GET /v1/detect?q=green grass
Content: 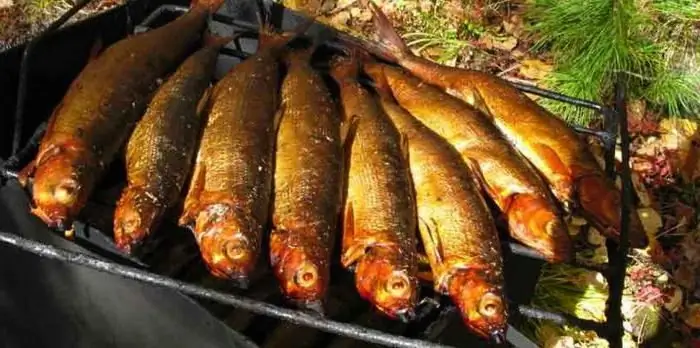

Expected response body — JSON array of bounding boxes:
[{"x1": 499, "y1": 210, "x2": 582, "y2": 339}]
[
  {"x1": 400, "y1": 0, "x2": 488, "y2": 65},
  {"x1": 526, "y1": 0, "x2": 700, "y2": 125}
]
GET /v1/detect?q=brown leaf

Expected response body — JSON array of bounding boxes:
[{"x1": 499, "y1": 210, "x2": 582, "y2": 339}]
[
  {"x1": 328, "y1": 11, "x2": 350, "y2": 28},
  {"x1": 519, "y1": 59, "x2": 553, "y2": 81},
  {"x1": 681, "y1": 303, "x2": 700, "y2": 329},
  {"x1": 627, "y1": 99, "x2": 647, "y2": 124},
  {"x1": 479, "y1": 33, "x2": 518, "y2": 51},
  {"x1": 674, "y1": 265, "x2": 696, "y2": 290},
  {"x1": 503, "y1": 14, "x2": 524, "y2": 37},
  {"x1": 638, "y1": 207, "x2": 662, "y2": 239},
  {"x1": 660, "y1": 118, "x2": 700, "y2": 180}
]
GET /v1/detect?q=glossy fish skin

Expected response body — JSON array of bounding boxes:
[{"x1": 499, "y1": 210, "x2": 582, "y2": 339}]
[
  {"x1": 368, "y1": 68, "x2": 508, "y2": 340},
  {"x1": 368, "y1": 63, "x2": 572, "y2": 263},
  {"x1": 270, "y1": 46, "x2": 343, "y2": 312},
  {"x1": 113, "y1": 38, "x2": 228, "y2": 254},
  {"x1": 329, "y1": 55, "x2": 419, "y2": 321},
  {"x1": 20, "y1": 1, "x2": 221, "y2": 230},
  {"x1": 178, "y1": 27, "x2": 295, "y2": 286},
  {"x1": 365, "y1": 1, "x2": 647, "y2": 248}
]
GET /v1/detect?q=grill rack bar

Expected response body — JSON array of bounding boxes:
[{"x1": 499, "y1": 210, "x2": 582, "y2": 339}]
[{"x1": 0, "y1": 2, "x2": 633, "y2": 348}]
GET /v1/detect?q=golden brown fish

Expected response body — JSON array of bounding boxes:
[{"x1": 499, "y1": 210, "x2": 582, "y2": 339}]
[
  {"x1": 365, "y1": 1, "x2": 647, "y2": 248},
  {"x1": 364, "y1": 62, "x2": 572, "y2": 263},
  {"x1": 367, "y1": 66, "x2": 508, "y2": 342},
  {"x1": 178, "y1": 22, "x2": 307, "y2": 286},
  {"x1": 113, "y1": 35, "x2": 232, "y2": 254},
  {"x1": 269, "y1": 45, "x2": 343, "y2": 313},
  {"x1": 18, "y1": 0, "x2": 224, "y2": 231},
  {"x1": 329, "y1": 54, "x2": 419, "y2": 321}
]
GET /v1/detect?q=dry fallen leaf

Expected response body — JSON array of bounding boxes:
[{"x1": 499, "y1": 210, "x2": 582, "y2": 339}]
[
  {"x1": 479, "y1": 33, "x2": 518, "y2": 51},
  {"x1": 503, "y1": 14, "x2": 524, "y2": 37},
  {"x1": 681, "y1": 303, "x2": 700, "y2": 329},
  {"x1": 0, "y1": 0, "x2": 12, "y2": 8},
  {"x1": 660, "y1": 118, "x2": 700, "y2": 180},
  {"x1": 519, "y1": 58, "x2": 554, "y2": 81},
  {"x1": 544, "y1": 336, "x2": 575, "y2": 348},
  {"x1": 637, "y1": 207, "x2": 662, "y2": 243},
  {"x1": 328, "y1": 11, "x2": 350, "y2": 28},
  {"x1": 664, "y1": 285, "x2": 683, "y2": 313},
  {"x1": 674, "y1": 264, "x2": 696, "y2": 290}
]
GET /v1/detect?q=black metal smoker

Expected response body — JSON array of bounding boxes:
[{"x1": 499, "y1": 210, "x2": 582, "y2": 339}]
[{"x1": 0, "y1": 1, "x2": 635, "y2": 347}]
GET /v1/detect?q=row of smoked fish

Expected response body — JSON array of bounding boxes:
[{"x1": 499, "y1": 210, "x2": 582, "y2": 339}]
[{"x1": 17, "y1": 0, "x2": 649, "y2": 342}]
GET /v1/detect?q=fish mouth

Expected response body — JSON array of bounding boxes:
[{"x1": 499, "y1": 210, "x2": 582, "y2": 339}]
[
  {"x1": 30, "y1": 205, "x2": 72, "y2": 231},
  {"x1": 289, "y1": 298, "x2": 326, "y2": 316},
  {"x1": 394, "y1": 308, "x2": 416, "y2": 323},
  {"x1": 489, "y1": 328, "x2": 507, "y2": 345}
]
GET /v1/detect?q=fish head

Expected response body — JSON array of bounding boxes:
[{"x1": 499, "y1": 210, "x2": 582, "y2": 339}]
[
  {"x1": 354, "y1": 247, "x2": 418, "y2": 321},
  {"x1": 270, "y1": 237, "x2": 328, "y2": 313},
  {"x1": 30, "y1": 147, "x2": 93, "y2": 230},
  {"x1": 508, "y1": 194, "x2": 572, "y2": 263},
  {"x1": 113, "y1": 188, "x2": 164, "y2": 253},
  {"x1": 577, "y1": 175, "x2": 648, "y2": 248},
  {"x1": 194, "y1": 205, "x2": 259, "y2": 286},
  {"x1": 447, "y1": 268, "x2": 508, "y2": 342}
]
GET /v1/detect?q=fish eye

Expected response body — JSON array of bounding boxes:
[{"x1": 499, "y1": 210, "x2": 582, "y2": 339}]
[
  {"x1": 53, "y1": 180, "x2": 79, "y2": 204},
  {"x1": 294, "y1": 262, "x2": 319, "y2": 288},
  {"x1": 223, "y1": 238, "x2": 248, "y2": 260},
  {"x1": 385, "y1": 271, "x2": 411, "y2": 297},
  {"x1": 479, "y1": 292, "x2": 502, "y2": 317}
]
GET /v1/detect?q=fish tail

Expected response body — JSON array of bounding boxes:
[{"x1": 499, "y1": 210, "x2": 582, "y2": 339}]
[
  {"x1": 256, "y1": 0, "x2": 313, "y2": 52},
  {"x1": 329, "y1": 51, "x2": 360, "y2": 83},
  {"x1": 203, "y1": 31, "x2": 238, "y2": 48},
  {"x1": 506, "y1": 194, "x2": 572, "y2": 263},
  {"x1": 577, "y1": 175, "x2": 649, "y2": 248},
  {"x1": 190, "y1": 0, "x2": 225, "y2": 14},
  {"x1": 363, "y1": 62, "x2": 393, "y2": 98},
  {"x1": 284, "y1": 45, "x2": 317, "y2": 65},
  {"x1": 363, "y1": 0, "x2": 410, "y2": 63},
  {"x1": 283, "y1": 27, "x2": 335, "y2": 65}
]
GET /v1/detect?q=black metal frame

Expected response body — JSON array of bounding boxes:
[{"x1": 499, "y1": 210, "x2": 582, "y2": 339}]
[{"x1": 0, "y1": 2, "x2": 634, "y2": 348}]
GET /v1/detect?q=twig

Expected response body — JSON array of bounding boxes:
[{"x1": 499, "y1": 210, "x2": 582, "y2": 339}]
[{"x1": 497, "y1": 63, "x2": 521, "y2": 77}]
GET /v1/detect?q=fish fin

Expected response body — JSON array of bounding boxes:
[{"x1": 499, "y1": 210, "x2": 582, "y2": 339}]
[
  {"x1": 196, "y1": 86, "x2": 213, "y2": 118},
  {"x1": 17, "y1": 158, "x2": 37, "y2": 187},
  {"x1": 329, "y1": 51, "x2": 360, "y2": 83},
  {"x1": 190, "y1": 0, "x2": 225, "y2": 14},
  {"x1": 258, "y1": 11, "x2": 314, "y2": 52},
  {"x1": 362, "y1": 0, "x2": 410, "y2": 63},
  {"x1": 339, "y1": 115, "x2": 359, "y2": 212},
  {"x1": 417, "y1": 217, "x2": 443, "y2": 266},
  {"x1": 531, "y1": 143, "x2": 573, "y2": 201},
  {"x1": 463, "y1": 158, "x2": 490, "y2": 195},
  {"x1": 399, "y1": 132, "x2": 417, "y2": 209},
  {"x1": 88, "y1": 37, "x2": 103, "y2": 61},
  {"x1": 273, "y1": 101, "x2": 286, "y2": 134},
  {"x1": 341, "y1": 202, "x2": 365, "y2": 268},
  {"x1": 364, "y1": 64, "x2": 392, "y2": 99},
  {"x1": 203, "y1": 31, "x2": 238, "y2": 48},
  {"x1": 417, "y1": 271, "x2": 434, "y2": 283},
  {"x1": 179, "y1": 159, "x2": 206, "y2": 227}
]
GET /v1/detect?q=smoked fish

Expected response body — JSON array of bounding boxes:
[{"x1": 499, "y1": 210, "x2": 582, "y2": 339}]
[
  {"x1": 365, "y1": 1, "x2": 647, "y2": 248},
  {"x1": 329, "y1": 54, "x2": 419, "y2": 321},
  {"x1": 367, "y1": 66, "x2": 508, "y2": 342},
  {"x1": 365, "y1": 62, "x2": 573, "y2": 263},
  {"x1": 19, "y1": 0, "x2": 223, "y2": 230},
  {"x1": 270, "y1": 45, "x2": 343, "y2": 313},
  {"x1": 178, "y1": 22, "x2": 306, "y2": 286},
  {"x1": 113, "y1": 35, "x2": 231, "y2": 254}
]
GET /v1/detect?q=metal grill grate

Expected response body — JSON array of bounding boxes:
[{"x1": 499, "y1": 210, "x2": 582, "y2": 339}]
[{"x1": 0, "y1": 1, "x2": 634, "y2": 347}]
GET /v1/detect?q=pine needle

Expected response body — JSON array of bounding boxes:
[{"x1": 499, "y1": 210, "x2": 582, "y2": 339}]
[{"x1": 526, "y1": 0, "x2": 700, "y2": 124}]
